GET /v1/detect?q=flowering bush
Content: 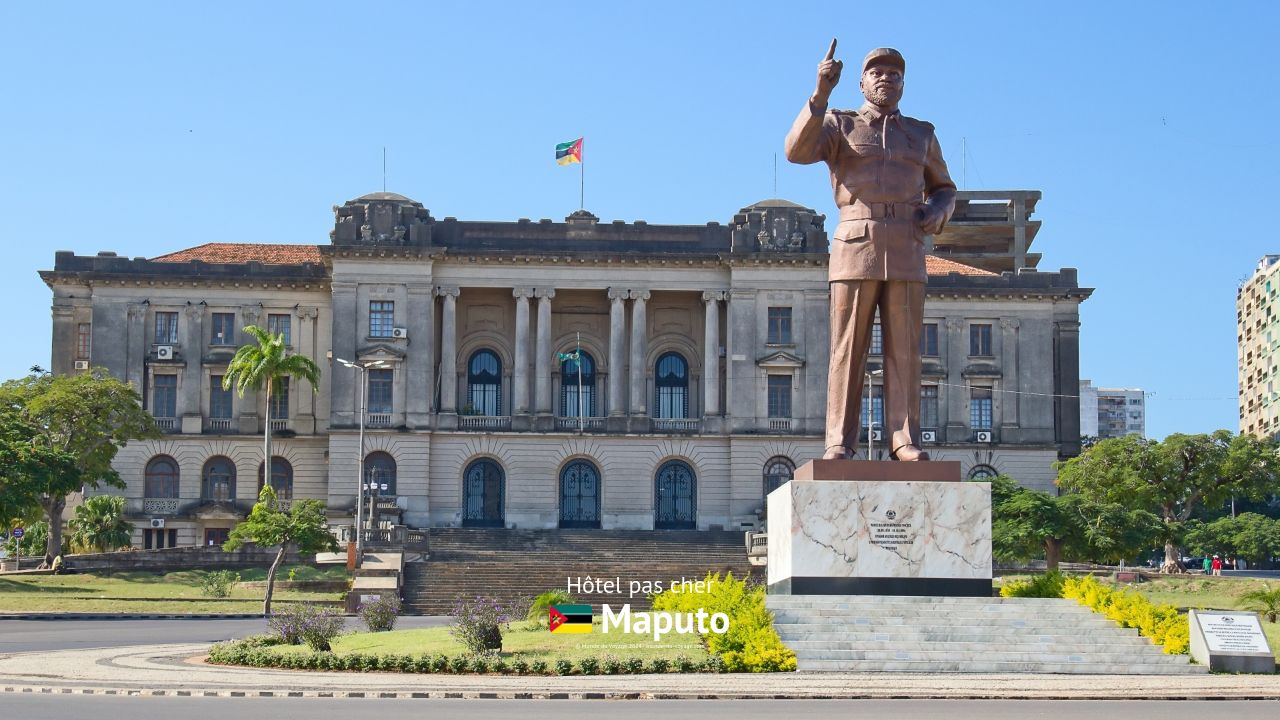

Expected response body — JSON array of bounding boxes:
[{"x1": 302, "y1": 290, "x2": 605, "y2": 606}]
[
  {"x1": 651, "y1": 572, "x2": 796, "y2": 672},
  {"x1": 358, "y1": 594, "x2": 402, "y2": 632},
  {"x1": 268, "y1": 604, "x2": 346, "y2": 651},
  {"x1": 1062, "y1": 575, "x2": 1189, "y2": 654},
  {"x1": 199, "y1": 570, "x2": 240, "y2": 599},
  {"x1": 448, "y1": 595, "x2": 510, "y2": 655}
]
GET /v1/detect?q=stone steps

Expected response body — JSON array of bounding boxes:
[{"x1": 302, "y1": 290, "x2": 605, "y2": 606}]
[{"x1": 768, "y1": 595, "x2": 1207, "y2": 674}]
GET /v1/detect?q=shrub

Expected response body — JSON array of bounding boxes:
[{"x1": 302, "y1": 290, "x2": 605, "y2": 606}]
[
  {"x1": 1241, "y1": 584, "x2": 1280, "y2": 623},
  {"x1": 525, "y1": 589, "x2": 576, "y2": 629},
  {"x1": 599, "y1": 655, "x2": 622, "y2": 675},
  {"x1": 429, "y1": 654, "x2": 450, "y2": 673},
  {"x1": 651, "y1": 572, "x2": 796, "y2": 672},
  {"x1": 554, "y1": 658, "x2": 574, "y2": 675},
  {"x1": 1063, "y1": 575, "x2": 1189, "y2": 654},
  {"x1": 700, "y1": 655, "x2": 726, "y2": 673},
  {"x1": 268, "y1": 604, "x2": 345, "y2": 651},
  {"x1": 646, "y1": 657, "x2": 670, "y2": 674},
  {"x1": 199, "y1": 570, "x2": 241, "y2": 599},
  {"x1": 468, "y1": 655, "x2": 491, "y2": 673},
  {"x1": 510, "y1": 657, "x2": 530, "y2": 675},
  {"x1": 674, "y1": 655, "x2": 697, "y2": 672},
  {"x1": 448, "y1": 655, "x2": 470, "y2": 673},
  {"x1": 358, "y1": 595, "x2": 402, "y2": 633},
  {"x1": 531, "y1": 659, "x2": 550, "y2": 675},
  {"x1": 449, "y1": 596, "x2": 510, "y2": 655},
  {"x1": 623, "y1": 657, "x2": 645, "y2": 674},
  {"x1": 578, "y1": 656, "x2": 601, "y2": 674},
  {"x1": 1000, "y1": 571, "x2": 1066, "y2": 599}
]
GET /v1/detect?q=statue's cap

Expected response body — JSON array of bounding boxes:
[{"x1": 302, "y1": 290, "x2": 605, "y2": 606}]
[{"x1": 862, "y1": 47, "x2": 905, "y2": 73}]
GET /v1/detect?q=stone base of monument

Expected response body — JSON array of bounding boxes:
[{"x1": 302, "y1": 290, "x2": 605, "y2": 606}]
[{"x1": 767, "y1": 460, "x2": 991, "y2": 596}]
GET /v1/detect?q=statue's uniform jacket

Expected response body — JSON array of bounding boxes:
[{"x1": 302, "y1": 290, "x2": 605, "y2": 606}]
[{"x1": 784, "y1": 100, "x2": 956, "y2": 281}]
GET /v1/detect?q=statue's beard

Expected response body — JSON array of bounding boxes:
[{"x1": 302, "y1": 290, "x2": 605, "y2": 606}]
[{"x1": 865, "y1": 85, "x2": 901, "y2": 108}]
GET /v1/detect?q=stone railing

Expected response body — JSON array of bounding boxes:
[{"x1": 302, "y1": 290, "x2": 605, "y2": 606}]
[
  {"x1": 459, "y1": 415, "x2": 512, "y2": 431},
  {"x1": 366, "y1": 413, "x2": 393, "y2": 427},
  {"x1": 154, "y1": 417, "x2": 177, "y2": 433},
  {"x1": 208, "y1": 418, "x2": 233, "y2": 433},
  {"x1": 652, "y1": 418, "x2": 701, "y2": 433},
  {"x1": 555, "y1": 416, "x2": 605, "y2": 431},
  {"x1": 142, "y1": 497, "x2": 180, "y2": 515},
  {"x1": 270, "y1": 419, "x2": 288, "y2": 432},
  {"x1": 768, "y1": 418, "x2": 794, "y2": 432}
]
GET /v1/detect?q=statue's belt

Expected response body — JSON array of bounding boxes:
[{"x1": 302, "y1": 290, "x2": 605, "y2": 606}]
[{"x1": 840, "y1": 201, "x2": 920, "y2": 221}]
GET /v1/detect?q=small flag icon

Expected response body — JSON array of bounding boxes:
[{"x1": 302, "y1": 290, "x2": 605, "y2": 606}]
[{"x1": 549, "y1": 604, "x2": 593, "y2": 633}]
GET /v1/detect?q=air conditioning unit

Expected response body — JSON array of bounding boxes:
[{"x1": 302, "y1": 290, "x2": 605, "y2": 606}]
[
  {"x1": 871, "y1": 429, "x2": 883, "y2": 441},
  {"x1": 921, "y1": 430, "x2": 937, "y2": 443},
  {"x1": 976, "y1": 431, "x2": 993, "y2": 443},
  {"x1": 73, "y1": 360, "x2": 89, "y2": 370},
  {"x1": 150, "y1": 518, "x2": 165, "y2": 529},
  {"x1": 391, "y1": 327, "x2": 408, "y2": 339},
  {"x1": 156, "y1": 345, "x2": 174, "y2": 360}
]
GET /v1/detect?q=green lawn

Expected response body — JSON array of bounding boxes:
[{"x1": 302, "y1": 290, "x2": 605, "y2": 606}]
[
  {"x1": 0, "y1": 566, "x2": 346, "y2": 613},
  {"x1": 266, "y1": 620, "x2": 708, "y2": 662},
  {"x1": 1119, "y1": 574, "x2": 1280, "y2": 656}
]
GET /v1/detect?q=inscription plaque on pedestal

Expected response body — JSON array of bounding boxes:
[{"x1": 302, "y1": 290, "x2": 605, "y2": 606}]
[{"x1": 1189, "y1": 610, "x2": 1276, "y2": 673}]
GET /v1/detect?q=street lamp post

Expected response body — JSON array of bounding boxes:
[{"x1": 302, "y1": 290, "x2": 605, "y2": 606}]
[
  {"x1": 865, "y1": 368, "x2": 883, "y2": 459},
  {"x1": 335, "y1": 357, "x2": 386, "y2": 563}
]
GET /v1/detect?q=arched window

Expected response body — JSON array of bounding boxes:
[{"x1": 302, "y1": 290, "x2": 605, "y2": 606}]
[
  {"x1": 967, "y1": 464, "x2": 999, "y2": 480},
  {"x1": 560, "y1": 350, "x2": 596, "y2": 417},
  {"x1": 467, "y1": 350, "x2": 502, "y2": 416},
  {"x1": 559, "y1": 459, "x2": 601, "y2": 528},
  {"x1": 365, "y1": 451, "x2": 397, "y2": 496},
  {"x1": 144, "y1": 456, "x2": 179, "y2": 498},
  {"x1": 763, "y1": 456, "x2": 795, "y2": 496},
  {"x1": 257, "y1": 457, "x2": 293, "y2": 500},
  {"x1": 201, "y1": 456, "x2": 236, "y2": 502},
  {"x1": 655, "y1": 352, "x2": 689, "y2": 419},
  {"x1": 462, "y1": 458, "x2": 504, "y2": 527},
  {"x1": 654, "y1": 459, "x2": 696, "y2": 529}
]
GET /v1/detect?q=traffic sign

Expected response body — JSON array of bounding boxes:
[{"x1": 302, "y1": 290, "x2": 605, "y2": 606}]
[{"x1": 12, "y1": 528, "x2": 24, "y2": 539}]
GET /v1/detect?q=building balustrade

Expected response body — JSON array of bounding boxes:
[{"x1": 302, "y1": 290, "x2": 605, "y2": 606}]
[
  {"x1": 142, "y1": 497, "x2": 180, "y2": 515},
  {"x1": 208, "y1": 418, "x2": 233, "y2": 433},
  {"x1": 366, "y1": 413, "x2": 393, "y2": 427},
  {"x1": 768, "y1": 418, "x2": 794, "y2": 432},
  {"x1": 270, "y1": 419, "x2": 288, "y2": 432},
  {"x1": 555, "y1": 416, "x2": 605, "y2": 432},
  {"x1": 652, "y1": 418, "x2": 701, "y2": 433},
  {"x1": 459, "y1": 415, "x2": 512, "y2": 431},
  {"x1": 154, "y1": 417, "x2": 177, "y2": 433}
]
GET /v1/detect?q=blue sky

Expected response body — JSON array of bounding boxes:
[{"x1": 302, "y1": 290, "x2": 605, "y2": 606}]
[{"x1": 1, "y1": 1, "x2": 1275, "y2": 439}]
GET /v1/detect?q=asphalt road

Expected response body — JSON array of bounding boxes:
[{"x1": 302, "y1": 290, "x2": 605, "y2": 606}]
[
  {"x1": 0, "y1": 616, "x2": 448, "y2": 653},
  {"x1": 2, "y1": 697, "x2": 1279, "y2": 719}
]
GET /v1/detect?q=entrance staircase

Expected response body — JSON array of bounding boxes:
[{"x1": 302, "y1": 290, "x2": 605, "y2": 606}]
[
  {"x1": 403, "y1": 528, "x2": 754, "y2": 615},
  {"x1": 768, "y1": 595, "x2": 1207, "y2": 674}
]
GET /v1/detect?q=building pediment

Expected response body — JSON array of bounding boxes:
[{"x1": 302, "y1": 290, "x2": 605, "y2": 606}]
[
  {"x1": 186, "y1": 501, "x2": 245, "y2": 521},
  {"x1": 757, "y1": 350, "x2": 805, "y2": 369},
  {"x1": 356, "y1": 344, "x2": 407, "y2": 362},
  {"x1": 962, "y1": 363, "x2": 1003, "y2": 378},
  {"x1": 922, "y1": 360, "x2": 947, "y2": 377}
]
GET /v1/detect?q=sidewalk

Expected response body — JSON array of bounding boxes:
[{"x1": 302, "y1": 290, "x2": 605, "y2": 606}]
[{"x1": 0, "y1": 644, "x2": 1278, "y2": 700}]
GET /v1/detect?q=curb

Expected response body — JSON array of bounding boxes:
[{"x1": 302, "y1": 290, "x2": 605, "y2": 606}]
[
  {"x1": 0, "y1": 613, "x2": 266, "y2": 621},
  {"x1": 3, "y1": 684, "x2": 1280, "y2": 701}
]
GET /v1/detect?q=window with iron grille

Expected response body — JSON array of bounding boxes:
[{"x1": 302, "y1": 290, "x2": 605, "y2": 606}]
[
  {"x1": 154, "y1": 312, "x2": 178, "y2": 344},
  {"x1": 969, "y1": 324, "x2": 993, "y2": 356},
  {"x1": 767, "y1": 307, "x2": 792, "y2": 344},
  {"x1": 970, "y1": 387, "x2": 993, "y2": 429},
  {"x1": 920, "y1": 323, "x2": 938, "y2": 356},
  {"x1": 369, "y1": 301, "x2": 394, "y2": 337},
  {"x1": 368, "y1": 369, "x2": 393, "y2": 414},
  {"x1": 861, "y1": 385, "x2": 884, "y2": 429},
  {"x1": 267, "y1": 313, "x2": 291, "y2": 345},
  {"x1": 270, "y1": 377, "x2": 289, "y2": 420},
  {"x1": 655, "y1": 352, "x2": 689, "y2": 418},
  {"x1": 920, "y1": 385, "x2": 939, "y2": 428},
  {"x1": 560, "y1": 351, "x2": 597, "y2": 417},
  {"x1": 763, "y1": 456, "x2": 795, "y2": 496},
  {"x1": 210, "y1": 375, "x2": 232, "y2": 419},
  {"x1": 211, "y1": 313, "x2": 235, "y2": 346},
  {"x1": 76, "y1": 323, "x2": 91, "y2": 359},
  {"x1": 870, "y1": 322, "x2": 883, "y2": 355},
  {"x1": 467, "y1": 350, "x2": 502, "y2": 415},
  {"x1": 153, "y1": 375, "x2": 177, "y2": 417},
  {"x1": 767, "y1": 374, "x2": 792, "y2": 418}
]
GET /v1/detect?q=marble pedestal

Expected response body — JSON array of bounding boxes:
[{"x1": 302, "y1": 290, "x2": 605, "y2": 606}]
[{"x1": 767, "y1": 461, "x2": 992, "y2": 597}]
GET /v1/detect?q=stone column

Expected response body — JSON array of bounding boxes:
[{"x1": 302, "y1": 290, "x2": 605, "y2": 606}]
[
  {"x1": 513, "y1": 288, "x2": 533, "y2": 416},
  {"x1": 607, "y1": 288, "x2": 627, "y2": 424},
  {"x1": 702, "y1": 291, "x2": 723, "y2": 418},
  {"x1": 437, "y1": 286, "x2": 459, "y2": 427},
  {"x1": 628, "y1": 289, "x2": 650, "y2": 420},
  {"x1": 406, "y1": 284, "x2": 435, "y2": 428},
  {"x1": 180, "y1": 303, "x2": 204, "y2": 433},
  {"x1": 999, "y1": 318, "x2": 1020, "y2": 431},
  {"x1": 1054, "y1": 320, "x2": 1082, "y2": 459},
  {"x1": 296, "y1": 306, "x2": 319, "y2": 434},
  {"x1": 329, "y1": 282, "x2": 357, "y2": 427},
  {"x1": 943, "y1": 317, "x2": 966, "y2": 442},
  {"x1": 534, "y1": 288, "x2": 556, "y2": 421},
  {"x1": 237, "y1": 304, "x2": 263, "y2": 434}
]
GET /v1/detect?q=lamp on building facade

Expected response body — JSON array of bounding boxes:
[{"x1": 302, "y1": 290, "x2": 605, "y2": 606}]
[{"x1": 335, "y1": 357, "x2": 387, "y2": 561}]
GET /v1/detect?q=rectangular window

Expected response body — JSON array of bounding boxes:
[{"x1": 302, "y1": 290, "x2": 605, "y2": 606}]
[
  {"x1": 267, "y1": 313, "x2": 292, "y2": 346},
  {"x1": 368, "y1": 369, "x2": 393, "y2": 414},
  {"x1": 767, "y1": 374, "x2": 792, "y2": 418},
  {"x1": 767, "y1": 307, "x2": 792, "y2": 344},
  {"x1": 369, "y1": 301, "x2": 394, "y2": 337},
  {"x1": 154, "y1": 312, "x2": 178, "y2": 344},
  {"x1": 970, "y1": 387, "x2": 993, "y2": 429},
  {"x1": 270, "y1": 377, "x2": 289, "y2": 420},
  {"x1": 861, "y1": 385, "x2": 884, "y2": 429},
  {"x1": 210, "y1": 375, "x2": 232, "y2": 419},
  {"x1": 920, "y1": 386, "x2": 939, "y2": 429},
  {"x1": 969, "y1": 323, "x2": 993, "y2": 356},
  {"x1": 870, "y1": 322, "x2": 883, "y2": 355},
  {"x1": 76, "y1": 323, "x2": 92, "y2": 359},
  {"x1": 211, "y1": 313, "x2": 235, "y2": 346},
  {"x1": 920, "y1": 323, "x2": 938, "y2": 356},
  {"x1": 153, "y1": 375, "x2": 177, "y2": 417}
]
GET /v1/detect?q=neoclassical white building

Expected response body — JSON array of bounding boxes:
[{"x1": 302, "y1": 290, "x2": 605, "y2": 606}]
[{"x1": 41, "y1": 190, "x2": 1090, "y2": 548}]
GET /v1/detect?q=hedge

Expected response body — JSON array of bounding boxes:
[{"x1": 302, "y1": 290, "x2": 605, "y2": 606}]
[
  {"x1": 1062, "y1": 575, "x2": 1189, "y2": 654},
  {"x1": 650, "y1": 572, "x2": 796, "y2": 672}
]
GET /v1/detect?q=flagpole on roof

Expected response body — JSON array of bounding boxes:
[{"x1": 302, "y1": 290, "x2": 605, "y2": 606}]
[{"x1": 579, "y1": 138, "x2": 585, "y2": 210}]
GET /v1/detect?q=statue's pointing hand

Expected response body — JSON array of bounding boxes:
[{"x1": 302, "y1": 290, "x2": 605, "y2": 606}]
[{"x1": 815, "y1": 38, "x2": 842, "y2": 104}]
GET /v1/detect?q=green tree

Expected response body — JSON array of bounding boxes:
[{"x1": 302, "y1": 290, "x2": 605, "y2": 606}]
[
  {"x1": 990, "y1": 476, "x2": 1080, "y2": 571},
  {"x1": 222, "y1": 326, "x2": 321, "y2": 486},
  {"x1": 0, "y1": 368, "x2": 158, "y2": 566},
  {"x1": 223, "y1": 485, "x2": 338, "y2": 616},
  {"x1": 1185, "y1": 513, "x2": 1280, "y2": 567},
  {"x1": 67, "y1": 495, "x2": 133, "y2": 553},
  {"x1": 1057, "y1": 431, "x2": 1280, "y2": 571}
]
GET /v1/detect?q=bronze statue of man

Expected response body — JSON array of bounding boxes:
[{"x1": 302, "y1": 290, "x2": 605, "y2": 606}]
[{"x1": 785, "y1": 40, "x2": 956, "y2": 462}]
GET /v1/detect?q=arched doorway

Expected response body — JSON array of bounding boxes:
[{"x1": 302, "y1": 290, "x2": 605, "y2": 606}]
[
  {"x1": 559, "y1": 459, "x2": 601, "y2": 529},
  {"x1": 462, "y1": 458, "x2": 504, "y2": 527},
  {"x1": 654, "y1": 460, "x2": 696, "y2": 530}
]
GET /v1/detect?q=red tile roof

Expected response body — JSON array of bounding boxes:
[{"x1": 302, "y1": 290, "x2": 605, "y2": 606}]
[
  {"x1": 926, "y1": 256, "x2": 996, "y2": 277},
  {"x1": 151, "y1": 243, "x2": 322, "y2": 265}
]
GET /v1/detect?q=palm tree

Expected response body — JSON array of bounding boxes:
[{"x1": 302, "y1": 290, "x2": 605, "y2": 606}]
[
  {"x1": 1241, "y1": 584, "x2": 1280, "y2": 623},
  {"x1": 223, "y1": 325, "x2": 321, "y2": 496},
  {"x1": 67, "y1": 495, "x2": 133, "y2": 553}
]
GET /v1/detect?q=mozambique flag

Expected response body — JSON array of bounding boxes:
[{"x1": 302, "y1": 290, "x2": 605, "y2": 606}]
[
  {"x1": 555, "y1": 137, "x2": 583, "y2": 166},
  {"x1": 549, "y1": 604, "x2": 592, "y2": 633}
]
